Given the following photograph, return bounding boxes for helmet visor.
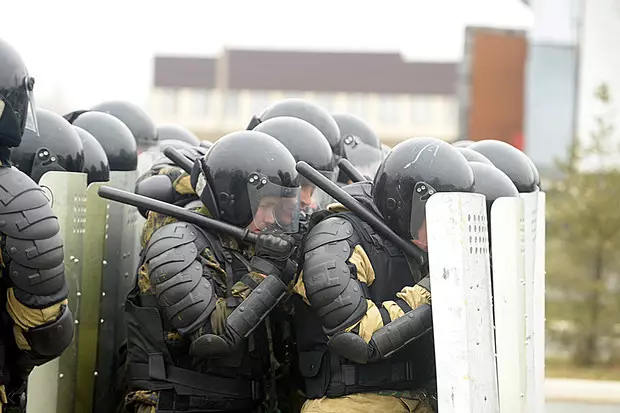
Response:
[300,169,337,213]
[409,181,436,246]
[24,82,38,134]
[247,173,301,233]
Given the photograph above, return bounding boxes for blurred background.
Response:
[4,0,620,410]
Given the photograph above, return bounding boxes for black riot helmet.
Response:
[332,113,383,181]
[0,38,38,148]
[11,109,84,183]
[157,124,201,146]
[254,116,337,211]
[469,162,519,216]
[191,130,301,233]
[73,126,110,184]
[72,111,138,171]
[456,147,494,166]
[469,140,537,193]
[151,140,206,171]
[91,100,157,150]
[453,140,475,148]
[373,137,475,240]
[332,113,381,148]
[249,98,342,156]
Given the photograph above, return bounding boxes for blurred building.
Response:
[149,49,459,146]
[458,27,528,150]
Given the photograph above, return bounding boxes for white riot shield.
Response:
[93,170,141,413]
[520,192,545,413]
[490,197,526,413]
[26,171,88,413]
[426,193,499,412]
[517,192,547,412]
[74,181,109,413]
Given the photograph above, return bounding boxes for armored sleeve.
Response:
[0,167,74,361]
[301,216,432,363]
[143,221,216,336]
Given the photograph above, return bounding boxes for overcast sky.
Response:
[3,0,532,112]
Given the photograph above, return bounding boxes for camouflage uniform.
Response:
[292,205,436,413]
[122,191,270,413]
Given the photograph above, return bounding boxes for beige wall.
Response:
[149,88,459,145]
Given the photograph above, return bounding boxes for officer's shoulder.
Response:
[0,167,60,239]
[0,167,51,212]
[144,220,204,259]
[304,213,357,253]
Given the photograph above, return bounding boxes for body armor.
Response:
[124,221,270,412]
[294,211,435,398]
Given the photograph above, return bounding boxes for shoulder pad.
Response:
[304,216,356,254]
[135,175,175,205]
[145,222,208,284]
[303,251,367,335]
[0,168,53,214]
[145,221,201,259]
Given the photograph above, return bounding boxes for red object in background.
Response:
[512,132,524,151]
[460,27,527,148]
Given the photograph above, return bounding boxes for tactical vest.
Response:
[294,211,436,399]
[124,227,269,412]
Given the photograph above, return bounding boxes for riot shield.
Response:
[491,197,527,412]
[93,169,141,413]
[520,191,546,412]
[74,181,109,413]
[137,148,161,177]
[26,171,88,413]
[426,193,499,412]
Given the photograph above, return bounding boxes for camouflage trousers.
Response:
[122,391,158,413]
[301,393,436,413]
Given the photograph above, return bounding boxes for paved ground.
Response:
[546,402,620,412]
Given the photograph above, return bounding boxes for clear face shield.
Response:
[247,173,301,234]
[409,182,436,251]
[23,77,38,134]
[2,76,38,136]
[343,138,384,181]
[300,169,338,216]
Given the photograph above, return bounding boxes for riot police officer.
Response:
[122,130,302,413]
[253,116,337,215]
[248,98,342,158]
[292,137,475,413]
[0,38,75,411]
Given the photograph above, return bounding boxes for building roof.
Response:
[153,49,458,95]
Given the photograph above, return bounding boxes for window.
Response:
[160,88,178,116]
[410,96,431,131]
[379,95,403,125]
[313,93,336,112]
[223,91,239,119]
[250,91,272,116]
[347,94,369,119]
[191,90,211,118]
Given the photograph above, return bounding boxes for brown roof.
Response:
[153,56,216,88]
[153,49,457,95]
